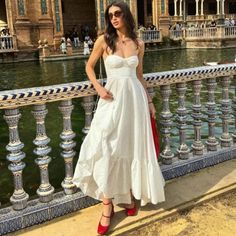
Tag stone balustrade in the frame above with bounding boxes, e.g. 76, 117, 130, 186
225, 26, 236, 38
169, 30, 183, 40
0, 63, 236, 234
0, 36, 17, 52
170, 26, 236, 41
186, 27, 218, 39
171, 14, 236, 22
138, 30, 162, 43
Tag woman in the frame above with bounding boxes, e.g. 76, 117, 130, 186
73, 1, 165, 235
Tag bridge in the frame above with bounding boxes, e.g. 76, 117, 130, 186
0, 63, 236, 234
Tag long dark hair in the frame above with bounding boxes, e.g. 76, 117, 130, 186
104, 1, 138, 53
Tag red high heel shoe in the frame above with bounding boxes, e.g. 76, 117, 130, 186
125, 201, 137, 216
97, 201, 114, 235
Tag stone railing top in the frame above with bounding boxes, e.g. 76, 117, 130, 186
0, 63, 236, 109
146, 63, 236, 86
0, 35, 13, 38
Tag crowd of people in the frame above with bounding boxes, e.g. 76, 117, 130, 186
59, 17, 236, 55
224, 18, 236, 27
170, 17, 236, 30
138, 23, 157, 31
60, 25, 95, 55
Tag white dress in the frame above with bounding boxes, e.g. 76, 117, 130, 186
73, 55, 165, 206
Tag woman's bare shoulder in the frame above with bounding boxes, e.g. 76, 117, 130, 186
95, 35, 106, 47
137, 38, 144, 48
137, 38, 144, 55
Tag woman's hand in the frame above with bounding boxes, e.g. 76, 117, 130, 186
97, 86, 113, 101
149, 102, 156, 119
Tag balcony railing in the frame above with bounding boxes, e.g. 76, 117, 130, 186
0, 35, 17, 53
0, 63, 236, 234
138, 30, 162, 43
171, 14, 236, 22
169, 30, 183, 40
225, 26, 236, 38
170, 26, 236, 41
186, 27, 217, 38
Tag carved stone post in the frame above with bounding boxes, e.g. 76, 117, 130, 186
38, 40, 43, 58
206, 78, 218, 151
176, 83, 190, 159
174, 0, 178, 16
195, 0, 199, 16
81, 95, 96, 135
58, 100, 77, 194
191, 80, 204, 155
4, 108, 29, 210
220, 76, 232, 147
66, 38, 73, 55
32, 104, 54, 202
179, 0, 183, 16
160, 85, 174, 164
42, 39, 50, 57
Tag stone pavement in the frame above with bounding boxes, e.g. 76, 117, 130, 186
10, 159, 236, 236
126, 189, 236, 236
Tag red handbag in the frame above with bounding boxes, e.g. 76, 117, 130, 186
150, 116, 160, 159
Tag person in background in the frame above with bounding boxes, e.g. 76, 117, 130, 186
72, 28, 80, 48
83, 40, 90, 55
88, 37, 94, 50
60, 37, 67, 54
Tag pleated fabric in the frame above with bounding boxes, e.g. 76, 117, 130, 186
73, 55, 165, 206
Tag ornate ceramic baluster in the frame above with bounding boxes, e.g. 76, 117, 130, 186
191, 80, 204, 155
220, 76, 232, 147
206, 78, 218, 151
147, 87, 156, 100
59, 100, 77, 194
81, 95, 96, 135
160, 85, 174, 164
4, 108, 29, 210
32, 104, 54, 202
176, 83, 190, 159
232, 82, 236, 143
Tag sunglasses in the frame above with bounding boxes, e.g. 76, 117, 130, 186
108, 10, 123, 20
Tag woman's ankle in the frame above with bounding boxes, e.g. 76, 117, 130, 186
124, 201, 135, 209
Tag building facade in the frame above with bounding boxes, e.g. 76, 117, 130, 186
0, 0, 235, 51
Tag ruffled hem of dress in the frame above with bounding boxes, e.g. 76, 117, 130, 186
72, 158, 166, 206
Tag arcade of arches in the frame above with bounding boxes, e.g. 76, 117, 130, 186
0, 0, 235, 50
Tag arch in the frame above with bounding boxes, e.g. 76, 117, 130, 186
61, 0, 97, 41
206, 0, 217, 15
169, 0, 174, 16
137, 0, 153, 27
0, 0, 7, 31
187, 0, 196, 15
227, 1, 236, 14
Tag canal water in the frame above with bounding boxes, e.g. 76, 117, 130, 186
0, 48, 235, 205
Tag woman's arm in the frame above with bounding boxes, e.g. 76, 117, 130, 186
136, 40, 156, 119
85, 35, 113, 100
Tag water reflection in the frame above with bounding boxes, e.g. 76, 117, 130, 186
0, 48, 235, 90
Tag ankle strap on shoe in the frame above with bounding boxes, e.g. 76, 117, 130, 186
102, 213, 112, 218
102, 201, 112, 205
